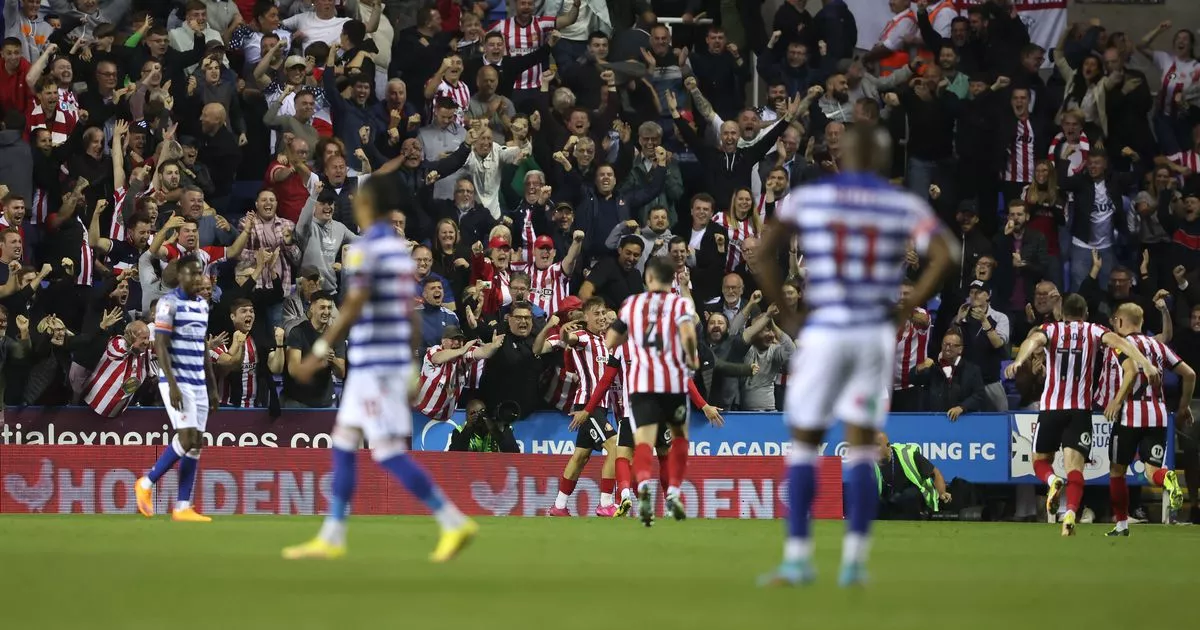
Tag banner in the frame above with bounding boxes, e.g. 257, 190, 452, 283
844, 1, 1068, 65
0, 446, 843, 519
1010, 413, 1176, 485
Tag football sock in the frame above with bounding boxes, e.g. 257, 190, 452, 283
145, 436, 185, 485
657, 455, 670, 494
328, 447, 357, 522
842, 446, 877, 565
1150, 468, 1167, 486
1065, 470, 1084, 513
1109, 475, 1129, 524
668, 437, 689, 491
175, 450, 200, 511
633, 443, 653, 487
599, 478, 615, 507
615, 456, 631, 500
380, 453, 465, 530
1033, 459, 1056, 486
554, 477, 577, 509
784, 441, 817, 562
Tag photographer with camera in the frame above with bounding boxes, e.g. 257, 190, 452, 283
449, 399, 520, 453
477, 301, 557, 423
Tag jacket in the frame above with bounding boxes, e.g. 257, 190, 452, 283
573, 167, 666, 261
1061, 170, 1135, 246
675, 116, 787, 212
616, 150, 684, 227
992, 228, 1050, 309
295, 194, 358, 292
909, 358, 987, 413
0, 130, 33, 204
477, 332, 545, 422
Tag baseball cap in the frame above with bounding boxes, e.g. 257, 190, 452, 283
299, 265, 321, 281
488, 236, 511, 249
285, 55, 307, 69
534, 235, 555, 250
442, 325, 466, 340
177, 135, 198, 148
556, 296, 583, 316
552, 201, 574, 213
205, 39, 225, 51
957, 199, 978, 215
969, 280, 992, 294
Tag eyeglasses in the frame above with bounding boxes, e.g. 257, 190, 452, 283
943, 342, 962, 348
509, 314, 533, 321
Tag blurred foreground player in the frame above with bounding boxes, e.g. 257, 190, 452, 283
1100, 303, 1194, 536
135, 256, 220, 522
754, 126, 959, 586
283, 178, 477, 562
1005, 295, 1159, 537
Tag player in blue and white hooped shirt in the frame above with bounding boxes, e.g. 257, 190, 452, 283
134, 255, 221, 522
754, 126, 960, 587
283, 177, 477, 563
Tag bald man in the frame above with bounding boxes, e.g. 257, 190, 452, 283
82, 319, 154, 418
196, 102, 242, 206
876, 432, 952, 520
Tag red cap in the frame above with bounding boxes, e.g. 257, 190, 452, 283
534, 235, 555, 250
556, 296, 583, 316
488, 236, 511, 250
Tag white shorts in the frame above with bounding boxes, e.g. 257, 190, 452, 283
338, 370, 413, 445
158, 382, 210, 431
784, 324, 895, 431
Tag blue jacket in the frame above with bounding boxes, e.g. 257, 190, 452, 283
419, 302, 460, 351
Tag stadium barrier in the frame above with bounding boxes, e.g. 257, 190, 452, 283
1, 408, 1175, 486
0, 446, 843, 519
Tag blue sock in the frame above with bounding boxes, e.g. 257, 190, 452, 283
147, 439, 184, 483
787, 462, 816, 540
328, 447, 357, 521
845, 451, 878, 537
177, 454, 199, 506
380, 453, 446, 512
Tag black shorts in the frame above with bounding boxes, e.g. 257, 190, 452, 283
1034, 410, 1094, 456
617, 416, 673, 450
1110, 424, 1168, 467
629, 392, 689, 431
572, 406, 617, 452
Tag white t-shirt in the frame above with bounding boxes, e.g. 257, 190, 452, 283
1152, 51, 1200, 117
282, 12, 352, 46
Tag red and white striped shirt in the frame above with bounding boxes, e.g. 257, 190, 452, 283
215, 336, 258, 408
525, 262, 569, 315
1100, 334, 1181, 428
83, 336, 149, 417
1167, 150, 1200, 175
28, 188, 49, 225
1048, 131, 1089, 177
568, 329, 618, 407
27, 102, 77, 146
109, 186, 129, 242
415, 344, 478, 420
1039, 320, 1109, 411
1003, 117, 1036, 183
491, 16, 556, 90
618, 291, 697, 394
894, 307, 929, 390
1153, 53, 1200, 118
435, 79, 471, 125
713, 209, 763, 272
543, 327, 578, 411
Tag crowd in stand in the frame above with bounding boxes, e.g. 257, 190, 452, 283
0, 1, 1196, 456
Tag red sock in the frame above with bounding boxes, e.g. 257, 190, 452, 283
658, 455, 670, 494
1066, 470, 1084, 513
1033, 460, 1056, 485
1110, 476, 1129, 522
615, 457, 631, 497
668, 437, 689, 489
559, 476, 577, 496
633, 443, 654, 486
600, 477, 615, 494
1151, 468, 1168, 486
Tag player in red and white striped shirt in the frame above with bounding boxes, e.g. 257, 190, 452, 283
1099, 303, 1194, 535
1006, 294, 1160, 536
415, 327, 501, 421
84, 322, 153, 418
489, 0, 579, 92
892, 281, 929, 412
549, 297, 621, 517
1001, 88, 1037, 189
606, 258, 701, 526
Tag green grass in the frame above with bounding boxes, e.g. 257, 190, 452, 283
1, 516, 1197, 630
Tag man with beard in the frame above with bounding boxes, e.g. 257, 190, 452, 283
212, 298, 284, 408
605, 206, 677, 273
935, 44, 969, 99
429, 177, 493, 248
376, 134, 470, 240
618, 122, 684, 227
479, 299, 557, 424
993, 200, 1049, 325
282, 292, 345, 408
418, 276, 458, 352
813, 73, 851, 127
296, 187, 357, 291
579, 236, 644, 309
691, 26, 751, 122
740, 306, 796, 412
758, 36, 818, 98
699, 311, 755, 411
573, 158, 667, 262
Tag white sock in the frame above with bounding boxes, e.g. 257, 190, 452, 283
433, 503, 467, 530
842, 533, 870, 565
1047, 474, 1061, 487
318, 517, 347, 545
667, 485, 680, 498
620, 488, 632, 502
554, 492, 569, 509
138, 477, 152, 490
1115, 519, 1129, 531
784, 537, 812, 563
600, 492, 614, 507
174, 500, 191, 512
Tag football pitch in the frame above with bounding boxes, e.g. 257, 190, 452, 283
1, 516, 1197, 630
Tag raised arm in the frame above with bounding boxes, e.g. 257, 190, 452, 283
26, 43, 59, 90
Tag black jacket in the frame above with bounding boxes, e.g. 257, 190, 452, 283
813, 0, 857, 62
992, 228, 1050, 309
678, 222, 730, 305
1060, 170, 1135, 245
909, 358, 987, 413
478, 333, 544, 422
675, 115, 788, 211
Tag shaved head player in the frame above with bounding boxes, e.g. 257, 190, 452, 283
754, 125, 959, 587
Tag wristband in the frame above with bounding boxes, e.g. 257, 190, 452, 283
311, 339, 330, 357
